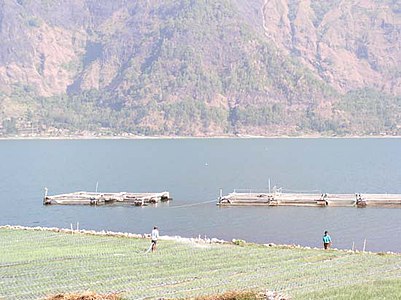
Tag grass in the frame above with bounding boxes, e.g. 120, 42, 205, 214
301, 279, 401, 299
1, 228, 401, 299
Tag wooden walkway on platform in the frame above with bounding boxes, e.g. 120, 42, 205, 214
43, 190, 171, 206
217, 190, 401, 208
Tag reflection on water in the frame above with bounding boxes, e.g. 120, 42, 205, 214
1, 138, 401, 252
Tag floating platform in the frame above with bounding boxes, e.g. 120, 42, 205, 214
218, 191, 401, 208
43, 190, 171, 206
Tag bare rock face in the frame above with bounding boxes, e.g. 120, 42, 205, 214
262, 0, 401, 95
0, 0, 127, 96
262, 0, 293, 49
0, 1, 80, 96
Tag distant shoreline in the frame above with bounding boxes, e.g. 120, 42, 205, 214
1, 134, 401, 140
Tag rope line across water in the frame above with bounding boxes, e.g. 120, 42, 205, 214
168, 199, 217, 209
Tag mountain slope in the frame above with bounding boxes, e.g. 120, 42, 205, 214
262, 0, 401, 95
0, 0, 400, 136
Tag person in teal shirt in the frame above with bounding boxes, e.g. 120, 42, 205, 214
323, 231, 332, 249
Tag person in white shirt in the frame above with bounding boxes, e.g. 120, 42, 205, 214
151, 226, 159, 252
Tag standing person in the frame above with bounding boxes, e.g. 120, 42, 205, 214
151, 226, 159, 252
323, 231, 332, 249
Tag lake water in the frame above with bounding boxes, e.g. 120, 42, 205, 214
1, 138, 401, 252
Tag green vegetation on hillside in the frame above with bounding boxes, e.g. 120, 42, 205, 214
1, 228, 401, 299
1, 0, 400, 137
338, 88, 401, 135
1, 0, 335, 136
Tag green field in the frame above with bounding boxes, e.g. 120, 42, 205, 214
1, 228, 401, 299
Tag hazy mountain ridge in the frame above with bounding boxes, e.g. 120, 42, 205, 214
0, 0, 400, 137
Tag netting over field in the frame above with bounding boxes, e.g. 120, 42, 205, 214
1, 228, 401, 299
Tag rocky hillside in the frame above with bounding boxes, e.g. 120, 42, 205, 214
0, 0, 400, 137
262, 0, 401, 95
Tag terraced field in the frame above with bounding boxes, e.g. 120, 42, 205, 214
1, 228, 401, 299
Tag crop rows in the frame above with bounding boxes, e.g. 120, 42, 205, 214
1, 228, 401, 299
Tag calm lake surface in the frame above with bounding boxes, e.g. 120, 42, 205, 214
1, 138, 401, 252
